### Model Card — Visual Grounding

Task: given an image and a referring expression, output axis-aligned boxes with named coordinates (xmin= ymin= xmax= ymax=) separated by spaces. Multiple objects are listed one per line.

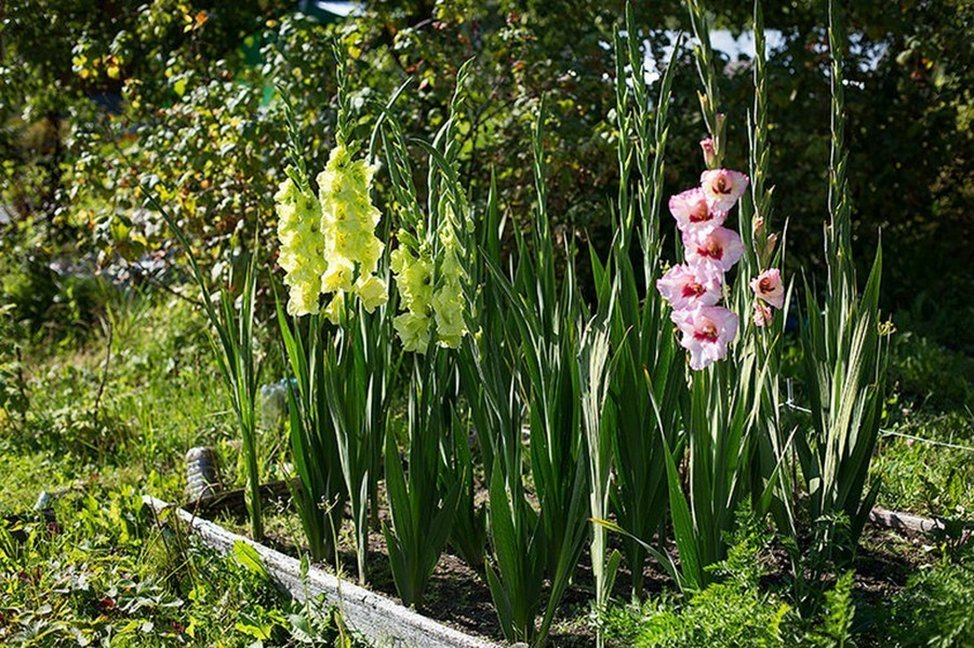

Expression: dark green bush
xmin=4 ymin=1 xmax=974 ymax=323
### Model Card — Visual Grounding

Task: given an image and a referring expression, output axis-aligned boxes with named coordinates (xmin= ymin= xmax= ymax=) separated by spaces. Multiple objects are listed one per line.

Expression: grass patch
xmin=1 ymin=482 xmax=363 ymax=646
xmin=872 ymin=411 xmax=974 ymax=517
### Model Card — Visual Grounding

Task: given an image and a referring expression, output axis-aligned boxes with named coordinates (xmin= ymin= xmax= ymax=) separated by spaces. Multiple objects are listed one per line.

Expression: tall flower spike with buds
xmin=431 ymin=212 xmax=468 ymax=349
xmin=275 ymin=177 xmax=326 ymax=316
xmin=390 ymin=209 xmax=470 ymax=353
xmin=391 ymin=243 xmax=433 ymax=354
xmin=659 ymin=142 xmax=750 ymax=368
xmin=317 ymin=144 xmax=388 ymax=315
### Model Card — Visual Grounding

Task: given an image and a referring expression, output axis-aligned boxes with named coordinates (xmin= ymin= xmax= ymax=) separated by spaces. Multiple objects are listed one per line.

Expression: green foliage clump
xmin=804 ymin=571 xmax=856 ymax=648
xmin=885 ymin=551 xmax=974 ymax=647
xmin=603 ymin=516 xmax=793 ymax=648
xmin=0 ymin=250 xmax=111 ymax=345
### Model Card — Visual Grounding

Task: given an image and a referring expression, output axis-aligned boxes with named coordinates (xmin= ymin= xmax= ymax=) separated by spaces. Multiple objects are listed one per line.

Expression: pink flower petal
xmin=750 ymin=268 xmax=784 ymax=309
xmin=683 ymin=227 xmax=745 ymax=272
xmin=700 ymin=169 xmax=749 ymax=212
xmin=674 ymin=305 xmax=739 ymax=371
xmin=668 ymin=188 xmax=727 ymax=234
xmin=657 ymin=263 xmax=723 ymax=312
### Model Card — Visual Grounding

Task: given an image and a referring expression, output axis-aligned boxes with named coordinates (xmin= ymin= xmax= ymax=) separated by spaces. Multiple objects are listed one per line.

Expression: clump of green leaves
xmin=602 ymin=513 xmax=792 ymax=648
xmin=888 ymin=331 xmax=974 ymax=410
xmin=0 ymin=305 xmax=30 ymax=433
xmin=885 ymin=550 xmax=974 ymax=647
xmin=795 ymin=0 xmax=890 ymax=561
xmin=805 ymin=571 xmax=856 ymax=648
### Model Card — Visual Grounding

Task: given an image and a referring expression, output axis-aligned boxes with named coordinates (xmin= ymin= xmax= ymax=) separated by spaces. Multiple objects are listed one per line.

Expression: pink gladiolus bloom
xmin=683 ymin=226 xmax=745 ymax=272
xmin=700 ymin=169 xmax=749 ymax=212
xmin=656 ymin=263 xmax=723 ymax=312
xmin=750 ymin=268 xmax=784 ymax=309
xmin=700 ymin=138 xmax=716 ymax=166
xmin=753 ymin=301 xmax=773 ymax=328
xmin=675 ymin=305 xmax=739 ymax=371
xmin=668 ymin=188 xmax=727 ymax=233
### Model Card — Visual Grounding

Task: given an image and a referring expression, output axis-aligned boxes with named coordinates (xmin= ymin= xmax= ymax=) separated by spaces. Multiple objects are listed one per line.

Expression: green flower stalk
xmin=432 ymin=213 xmax=469 ymax=349
xmin=390 ymin=244 xmax=433 ymax=353
xmin=317 ymin=144 xmax=388 ymax=316
xmin=390 ymin=206 xmax=470 ymax=353
xmin=275 ymin=178 xmax=326 ymax=317
xmin=273 ymin=52 xmax=401 ymax=584
xmin=379 ymin=63 xmax=473 ymax=611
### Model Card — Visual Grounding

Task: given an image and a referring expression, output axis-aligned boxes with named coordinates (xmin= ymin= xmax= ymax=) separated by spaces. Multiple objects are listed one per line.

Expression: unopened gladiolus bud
xmin=683 ymin=226 xmax=745 ymax=273
xmin=764 ymin=233 xmax=779 ymax=262
xmin=698 ymin=91 xmax=709 ymax=115
xmin=656 ymin=263 xmax=723 ymax=312
xmin=753 ymin=301 xmax=773 ymax=328
xmin=700 ymin=168 xmax=749 ymax=212
xmin=700 ymin=138 xmax=716 ymax=167
xmin=750 ymin=268 xmax=784 ymax=309
xmin=669 ymin=188 xmax=726 ymax=233
xmin=393 ymin=197 xmax=471 ymax=352
xmin=753 ymin=215 xmax=765 ymax=238
xmin=674 ymin=305 xmax=739 ymax=371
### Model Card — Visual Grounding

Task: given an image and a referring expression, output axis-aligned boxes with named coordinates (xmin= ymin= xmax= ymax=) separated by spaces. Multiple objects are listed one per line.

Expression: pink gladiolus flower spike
xmin=668 ymin=188 xmax=727 ymax=233
xmin=656 ymin=263 xmax=723 ymax=312
xmin=675 ymin=305 xmax=740 ymax=371
xmin=750 ymin=268 xmax=784 ymax=309
xmin=700 ymin=169 xmax=749 ymax=212
xmin=683 ymin=226 xmax=745 ymax=272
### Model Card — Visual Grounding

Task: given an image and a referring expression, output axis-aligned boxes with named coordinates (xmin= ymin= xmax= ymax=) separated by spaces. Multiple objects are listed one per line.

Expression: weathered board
xmin=868 ymin=506 xmax=948 ymax=534
xmin=143 ymin=496 xmax=500 ymax=648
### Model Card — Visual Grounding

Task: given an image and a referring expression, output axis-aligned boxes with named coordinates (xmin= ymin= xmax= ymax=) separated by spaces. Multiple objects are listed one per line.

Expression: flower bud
xmin=753 ymin=215 xmax=765 ymax=239
xmin=700 ymin=138 xmax=717 ymax=168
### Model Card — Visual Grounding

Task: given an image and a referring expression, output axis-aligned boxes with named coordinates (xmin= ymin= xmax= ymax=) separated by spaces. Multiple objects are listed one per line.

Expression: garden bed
xmin=154 ymin=486 xmax=615 ymax=645
xmin=146 ymin=484 xmax=960 ymax=647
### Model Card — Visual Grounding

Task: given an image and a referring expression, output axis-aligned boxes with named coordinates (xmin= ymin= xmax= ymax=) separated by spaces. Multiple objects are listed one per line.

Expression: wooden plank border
xmin=143 ymin=495 xmax=501 ymax=648
xmin=868 ymin=506 xmax=949 ymax=534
